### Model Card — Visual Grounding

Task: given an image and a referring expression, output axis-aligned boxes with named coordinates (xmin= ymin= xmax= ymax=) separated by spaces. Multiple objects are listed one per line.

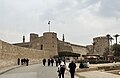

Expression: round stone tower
xmin=93 ymin=36 xmax=108 ymax=56
xmin=43 ymin=32 xmax=58 ymax=56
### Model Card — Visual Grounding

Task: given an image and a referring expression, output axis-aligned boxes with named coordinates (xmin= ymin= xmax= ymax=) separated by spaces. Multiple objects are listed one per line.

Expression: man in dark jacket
xmin=68 ymin=61 xmax=76 ymax=78
xmin=47 ymin=58 xmax=51 ymax=66
xmin=42 ymin=58 xmax=46 ymax=66
xmin=17 ymin=58 xmax=20 ymax=65
xmin=50 ymin=58 xmax=54 ymax=66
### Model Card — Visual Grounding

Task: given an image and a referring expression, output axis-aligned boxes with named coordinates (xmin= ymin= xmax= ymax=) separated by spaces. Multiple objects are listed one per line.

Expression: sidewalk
xmin=65 ymin=62 xmax=120 ymax=78
xmin=77 ymin=71 xmax=120 ymax=78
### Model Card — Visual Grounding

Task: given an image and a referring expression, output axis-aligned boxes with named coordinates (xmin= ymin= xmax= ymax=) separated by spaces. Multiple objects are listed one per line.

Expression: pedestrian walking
xmin=57 ymin=61 xmax=66 ymax=78
xmin=47 ymin=58 xmax=51 ymax=66
xmin=55 ymin=59 xmax=59 ymax=67
xmin=26 ymin=58 xmax=29 ymax=66
xmin=68 ymin=61 xmax=76 ymax=78
xmin=42 ymin=58 xmax=46 ymax=66
xmin=50 ymin=58 xmax=54 ymax=66
xmin=17 ymin=58 xmax=20 ymax=65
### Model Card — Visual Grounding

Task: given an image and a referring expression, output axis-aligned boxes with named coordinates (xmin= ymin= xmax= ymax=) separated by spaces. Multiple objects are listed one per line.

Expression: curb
xmin=0 ymin=65 xmax=22 ymax=75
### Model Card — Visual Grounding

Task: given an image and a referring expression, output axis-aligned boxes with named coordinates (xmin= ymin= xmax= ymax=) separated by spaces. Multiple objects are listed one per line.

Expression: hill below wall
xmin=0 ymin=40 xmax=50 ymax=68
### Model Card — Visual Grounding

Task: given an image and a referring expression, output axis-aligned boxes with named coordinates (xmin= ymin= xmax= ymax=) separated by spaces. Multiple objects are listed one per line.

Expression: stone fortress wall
xmin=71 ymin=44 xmax=89 ymax=56
xmin=57 ymin=41 xmax=73 ymax=52
xmin=14 ymin=32 xmax=89 ymax=57
xmin=14 ymin=32 xmax=109 ymax=57
xmin=57 ymin=39 xmax=89 ymax=58
xmin=0 ymin=32 xmax=90 ymax=68
xmin=0 ymin=40 xmax=51 ymax=68
xmin=0 ymin=32 xmax=109 ymax=68
xmin=57 ymin=41 xmax=89 ymax=57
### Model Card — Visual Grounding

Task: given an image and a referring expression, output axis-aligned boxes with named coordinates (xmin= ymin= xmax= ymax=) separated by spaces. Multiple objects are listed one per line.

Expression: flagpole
xmin=49 ymin=23 xmax=50 ymax=32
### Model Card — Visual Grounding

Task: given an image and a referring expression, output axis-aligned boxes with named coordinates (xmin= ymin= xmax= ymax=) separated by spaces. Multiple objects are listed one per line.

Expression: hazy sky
xmin=0 ymin=0 xmax=120 ymax=45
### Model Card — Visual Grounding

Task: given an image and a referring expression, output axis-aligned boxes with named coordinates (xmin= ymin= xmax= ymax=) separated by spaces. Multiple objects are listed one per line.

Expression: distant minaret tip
xmin=62 ymin=34 xmax=65 ymax=42
xmin=23 ymin=36 xmax=25 ymax=43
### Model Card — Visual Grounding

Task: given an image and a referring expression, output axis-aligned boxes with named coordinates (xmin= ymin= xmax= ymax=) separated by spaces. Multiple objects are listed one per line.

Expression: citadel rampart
xmin=0 ymin=40 xmax=51 ymax=68
xmin=71 ymin=44 xmax=89 ymax=56
xmin=0 ymin=32 xmax=110 ymax=68
xmin=57 ymin=41 xmax=89 ymax=57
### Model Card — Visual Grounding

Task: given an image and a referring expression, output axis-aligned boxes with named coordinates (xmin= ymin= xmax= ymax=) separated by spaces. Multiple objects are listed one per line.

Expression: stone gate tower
xmin=29 ymin=32 xmax=58 ymax=57
xmin=43 ymin=32 xmax=58 ymax=56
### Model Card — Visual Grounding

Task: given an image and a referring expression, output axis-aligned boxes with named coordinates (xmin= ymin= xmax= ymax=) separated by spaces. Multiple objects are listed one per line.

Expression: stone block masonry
xmin=0 ymin=40 xmax=51 ymax=68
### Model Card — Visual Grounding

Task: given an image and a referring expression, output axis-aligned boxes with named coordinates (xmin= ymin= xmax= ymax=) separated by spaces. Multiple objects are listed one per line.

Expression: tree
xmin=109 ymin=37 xmax=114 ymax=45
xmin=111 ymin=44 xmax=120 ymax=57
xmin=113 ymin=34 xmax=120 ymax=45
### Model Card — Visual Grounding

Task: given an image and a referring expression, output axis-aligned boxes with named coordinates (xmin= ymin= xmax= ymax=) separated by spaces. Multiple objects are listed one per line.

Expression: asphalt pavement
xmin=0 ymin=63 xmax=79 ymax=78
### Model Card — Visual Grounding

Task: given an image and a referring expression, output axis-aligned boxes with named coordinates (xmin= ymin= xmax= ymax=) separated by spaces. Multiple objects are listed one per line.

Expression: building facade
xmin=14 ymin=32 xmax=89 ymax=57
xmin=14 ymin=32 xmax=111 ymax=58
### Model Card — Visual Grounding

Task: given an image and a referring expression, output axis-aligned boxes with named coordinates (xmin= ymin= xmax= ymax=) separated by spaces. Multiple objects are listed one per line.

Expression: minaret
xmin=62 ymin=34 xmax=65 ymax=42
xmin=23 ymin=36 xmax=25 ymax=43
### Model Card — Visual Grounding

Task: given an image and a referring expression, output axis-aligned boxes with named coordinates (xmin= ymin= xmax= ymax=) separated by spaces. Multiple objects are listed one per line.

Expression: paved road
xmin=77 ymin=71 xmax=120 ymax=78
xmin=0 ymin=64 xmax=79 ymax=78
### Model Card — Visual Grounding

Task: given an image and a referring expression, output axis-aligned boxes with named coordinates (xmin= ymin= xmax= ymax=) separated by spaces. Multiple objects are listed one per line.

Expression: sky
xmin=0 ymin=0 xmax=120 ymax=46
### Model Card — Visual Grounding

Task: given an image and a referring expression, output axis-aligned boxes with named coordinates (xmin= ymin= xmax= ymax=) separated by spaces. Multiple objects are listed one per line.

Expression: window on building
xmin=52 ymin=45 xmax=54 ymax=47
xmin=41 ymin=44 xmax=43 ymax=50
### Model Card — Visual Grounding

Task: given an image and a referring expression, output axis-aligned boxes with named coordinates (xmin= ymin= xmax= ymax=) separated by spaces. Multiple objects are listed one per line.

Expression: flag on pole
xmin=48 ymin=21 xmax=51 ymax=32
xmin=48 ymin=21 xmax=50 ymax=25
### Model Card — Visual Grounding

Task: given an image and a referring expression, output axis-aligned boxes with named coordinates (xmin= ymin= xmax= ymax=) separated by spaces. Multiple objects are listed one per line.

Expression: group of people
xmin=42 ymin=58 xmax=76 ymax=78
xmin=42 ymin=58 xmax=54 ymax=66
xmin=42 ymin=58 xmax=63 ymax=67
xmin=18 ymin=58 xmax=29 ymax=66
xmin=57 ymin=60 xmax=76 ymax=78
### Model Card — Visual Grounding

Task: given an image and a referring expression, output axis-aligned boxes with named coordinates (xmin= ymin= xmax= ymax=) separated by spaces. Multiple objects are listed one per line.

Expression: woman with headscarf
xmin=57 ymin=61 xmax=66 ymax=78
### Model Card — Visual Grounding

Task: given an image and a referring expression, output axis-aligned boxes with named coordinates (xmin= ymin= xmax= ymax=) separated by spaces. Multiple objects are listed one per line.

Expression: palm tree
xmin=106 ymin=34 xmax=111 ymax=52
xmin=113 ymin=34 xmax=120 ymax=45
xmin=109 ymin=37 xmax=114 ymax=45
